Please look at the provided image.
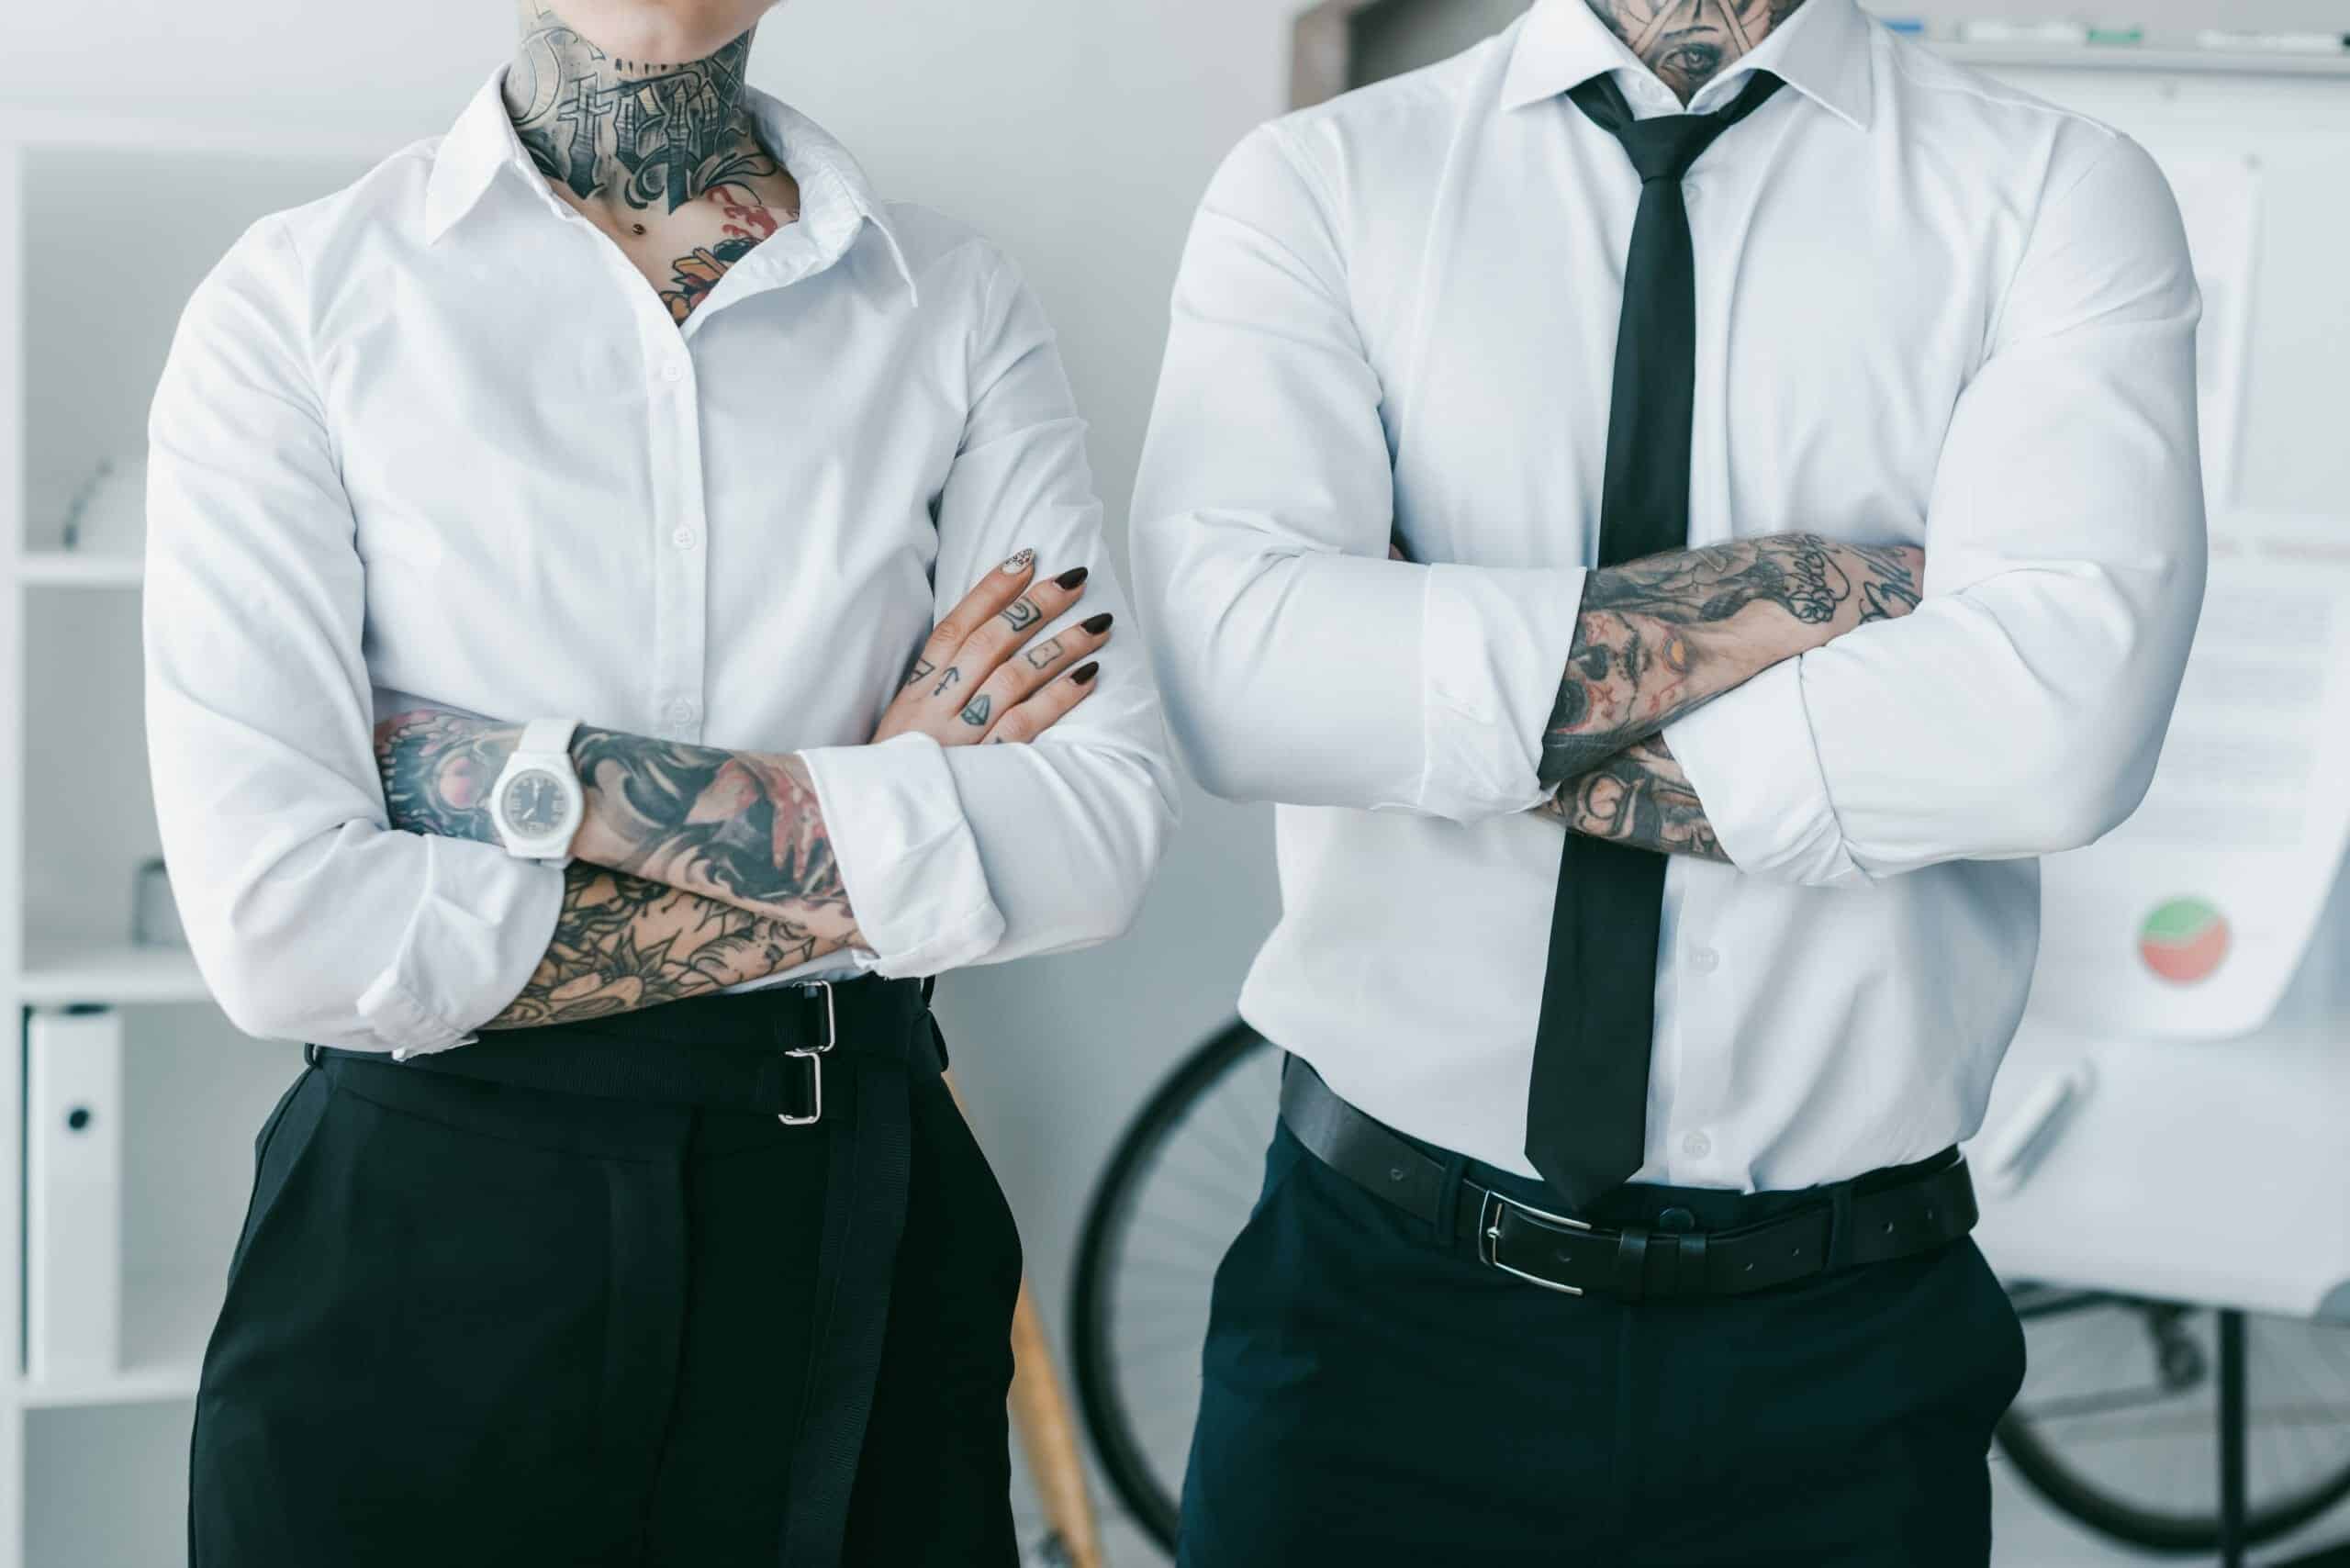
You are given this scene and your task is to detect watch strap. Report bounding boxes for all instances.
[518,717,579,759]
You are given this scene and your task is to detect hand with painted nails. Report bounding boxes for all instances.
[870,548,1113,747]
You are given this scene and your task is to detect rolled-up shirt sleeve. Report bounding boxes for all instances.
[1131,124,1587,819]
[144,218,563,1053]
[1665,132,2207,885]
[799,246,1178,971]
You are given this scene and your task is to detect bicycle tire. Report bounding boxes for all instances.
[1994,1294,2350,1553]
[1068,1021,1274,1555]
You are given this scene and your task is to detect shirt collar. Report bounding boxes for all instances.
[422,70,920,301]
[1499,0,1872,130]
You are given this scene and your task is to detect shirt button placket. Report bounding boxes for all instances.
[1671,926,1727,1180]
[648,336,711,743]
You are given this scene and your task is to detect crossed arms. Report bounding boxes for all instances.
[1131,124,2205,875]
[1378,531,1923,864]
[144,222,1174,1054]
[370,718,861,1030]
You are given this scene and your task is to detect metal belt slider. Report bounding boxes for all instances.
[777,979,837,1127]
[1478,1188,1594,1297]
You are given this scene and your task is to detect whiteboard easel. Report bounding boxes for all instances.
[1953,50,2350,1322]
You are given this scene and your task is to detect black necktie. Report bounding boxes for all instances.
[1525,70,1785,1214]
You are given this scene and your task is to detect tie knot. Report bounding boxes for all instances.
[1568,70,1786,185]
[1617,114,1734,183]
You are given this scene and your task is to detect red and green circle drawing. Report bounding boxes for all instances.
[2139,897,2230,985]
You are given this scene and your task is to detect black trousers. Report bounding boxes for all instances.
[1180,1119,2027,1568]
[188,991,1023,1567]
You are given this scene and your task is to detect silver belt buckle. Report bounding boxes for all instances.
[777,980,836,1127]
[1478,1188,1594,1296]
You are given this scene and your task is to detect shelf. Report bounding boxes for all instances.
[14,550,140,588]
[14,1359,200,1409]
[1937,40,2350,78]
[0,108,396,162]
[17,938,208,1006]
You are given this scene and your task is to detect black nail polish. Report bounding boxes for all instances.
[1070,661,1101,685]
[1081,612,1113,634]
[1055,566,1090,590]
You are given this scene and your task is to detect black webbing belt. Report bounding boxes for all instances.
[1281,1058,1977,1301]
[311,973,934,1566]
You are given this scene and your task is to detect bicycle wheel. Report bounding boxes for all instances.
[1069,1021,1281,1556]
[1996,1283,2350,1552]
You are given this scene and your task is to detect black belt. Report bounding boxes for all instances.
[1280,1060,1977,1302]
[308,973,935,1126]
[312,974,934,1567]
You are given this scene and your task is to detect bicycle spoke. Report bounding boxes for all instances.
[2017,1383,2190,1423]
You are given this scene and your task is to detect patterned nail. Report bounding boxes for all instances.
[1070,661,1101,685]
[1081,612,1113,635]
[1001,548,1035,575]
[1055,566,1090,590]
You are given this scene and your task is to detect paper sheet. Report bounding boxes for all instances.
[2025,510,2350,1038]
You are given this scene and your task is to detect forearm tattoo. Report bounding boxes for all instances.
[504,5,774,212]
[1539,533,1919,782]
[1584,0,1808,100]
[374,711,861,937]
[484,863,826,1028]
[1538,735,1727,863]
[375,711,515,842]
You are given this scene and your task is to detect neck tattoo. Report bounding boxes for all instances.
[503,6,776,212]
[1583,0,1807,102]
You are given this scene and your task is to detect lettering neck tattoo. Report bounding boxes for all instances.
[503,5,776,213]
[1582,0,1807,102]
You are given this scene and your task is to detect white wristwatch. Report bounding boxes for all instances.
[489,719,585,865]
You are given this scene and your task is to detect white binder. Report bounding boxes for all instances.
[24,1007,123,1382]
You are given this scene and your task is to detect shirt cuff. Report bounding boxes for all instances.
[1663,657,1869,888]
[1416,562,1590,819]
[358,834,565,1058]
[797,731,1007,977]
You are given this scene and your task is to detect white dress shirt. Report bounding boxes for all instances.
[146,75,1176,1057]
[1133,0,2205,1191]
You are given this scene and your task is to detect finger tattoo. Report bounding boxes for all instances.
[932,667,962,698]
[1023,636,1066,670]
[959,694,992,727]
[902,655,936,689]
[1000,598,1042,632]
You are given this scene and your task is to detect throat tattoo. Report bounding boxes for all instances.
[504,6,778,212]
[1583,0,1807,99]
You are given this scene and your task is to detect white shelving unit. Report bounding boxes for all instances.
[0,113,381,1568]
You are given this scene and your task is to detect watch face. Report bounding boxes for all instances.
[501,768,571,837]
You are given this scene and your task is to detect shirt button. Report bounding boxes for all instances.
[1687,946,1720,975]
[660,361,687,384]
[1682,1131,1713,1159]
[671,527,699,551]
[666,698,699,725]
